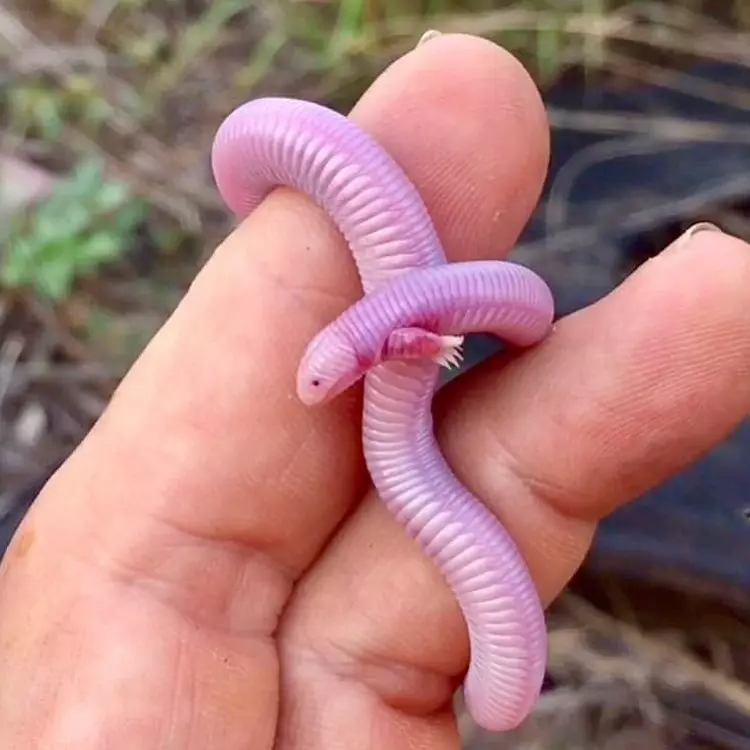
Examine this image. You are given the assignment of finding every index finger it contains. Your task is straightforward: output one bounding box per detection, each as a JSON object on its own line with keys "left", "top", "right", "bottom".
{"left": 34, "top": 34, "right": 551, "bottom": 581}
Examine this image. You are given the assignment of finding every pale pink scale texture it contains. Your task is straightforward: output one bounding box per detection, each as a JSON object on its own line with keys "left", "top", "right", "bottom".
{"left": 363, "top": 368, "right": 547, "bottom": 727}
{"left": 211, "top": 97, "right": 555, "bottom": 732}
{"left": 211, "top": 97, "right": 445, "bottom": 291}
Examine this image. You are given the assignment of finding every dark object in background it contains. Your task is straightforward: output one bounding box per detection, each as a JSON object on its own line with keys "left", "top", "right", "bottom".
{"left": 531, "top": 59, "right": 750, "bottom": 619}
{"left": 449, "top": 58, "right": 750, "bottom": 620}
{"left": 440, "top": 58, "right": 750, "bottom": 750}
{"left": 0, "top": 462, "right": 57, "bottom": 557}
{"left": 465, "top": 58, "right": 750, "bottom": 750}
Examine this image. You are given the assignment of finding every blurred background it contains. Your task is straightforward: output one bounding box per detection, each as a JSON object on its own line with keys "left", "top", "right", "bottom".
{"left": 2, "top": 1, "right": 750, "bottom": 748}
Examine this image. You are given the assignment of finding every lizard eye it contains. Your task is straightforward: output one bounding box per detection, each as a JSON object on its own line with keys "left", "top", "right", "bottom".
{"left": 311, "top": 379, "right": 320, "bottom": 387}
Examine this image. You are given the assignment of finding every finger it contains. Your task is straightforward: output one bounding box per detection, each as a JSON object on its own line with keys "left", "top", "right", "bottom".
{"left": 439, "top": 224, "right": 750, "bottom": 597}
{"left": 350, "top": 33, "right": 550, "bottom": 263}
{"left": 34, "top": 32, "right": 550, "bottom": 583}
{"left": 278, "top": 226, "right": 750, "bottom": 748}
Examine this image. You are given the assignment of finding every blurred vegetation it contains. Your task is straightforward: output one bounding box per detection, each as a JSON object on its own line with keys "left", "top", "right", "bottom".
{"left": 4, "top": 157, "right": 146, "bottom": 300}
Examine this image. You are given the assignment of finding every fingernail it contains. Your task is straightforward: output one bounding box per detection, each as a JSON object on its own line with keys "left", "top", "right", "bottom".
{"left": 416, "top": 29, "right": 442, "bottom": 47}
{"left": 676, "top": 221, "right": 724, "bottom": 248}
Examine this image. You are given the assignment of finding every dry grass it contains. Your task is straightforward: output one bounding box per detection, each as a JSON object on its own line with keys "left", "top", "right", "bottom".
{"left": 1, "top": 2, "right": 750, "bottom": 748}
{"left": 459, "top": 588, "right": 750, "bottom": 749}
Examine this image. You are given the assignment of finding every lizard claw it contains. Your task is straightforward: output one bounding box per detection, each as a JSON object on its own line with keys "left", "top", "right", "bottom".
{"left": 434, "top": 334, "right": 465, "bottom": 370}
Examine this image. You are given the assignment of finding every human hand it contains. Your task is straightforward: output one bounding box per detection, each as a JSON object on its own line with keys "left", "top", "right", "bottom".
{"left": 2, "top": 33, "right": 750, "bottom": 750}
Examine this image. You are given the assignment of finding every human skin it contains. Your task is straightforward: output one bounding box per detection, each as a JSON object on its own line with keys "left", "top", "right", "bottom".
{"left": 1, "top": 32, "right": 750, "bottom": 750}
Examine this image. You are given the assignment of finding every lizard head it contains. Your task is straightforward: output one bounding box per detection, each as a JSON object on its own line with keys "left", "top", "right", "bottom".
{"left": 296, "top": 326, "right": 364, "bottom": 406}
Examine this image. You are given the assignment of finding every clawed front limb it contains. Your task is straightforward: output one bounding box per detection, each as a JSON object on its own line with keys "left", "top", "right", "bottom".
{"left": 381, "top": 327, "right": 465, "bottom": 370}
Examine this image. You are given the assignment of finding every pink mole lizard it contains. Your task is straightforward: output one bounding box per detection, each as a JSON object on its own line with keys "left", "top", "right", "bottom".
{"left": 210, "top": 86, "right": 555, "bottom": 732}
